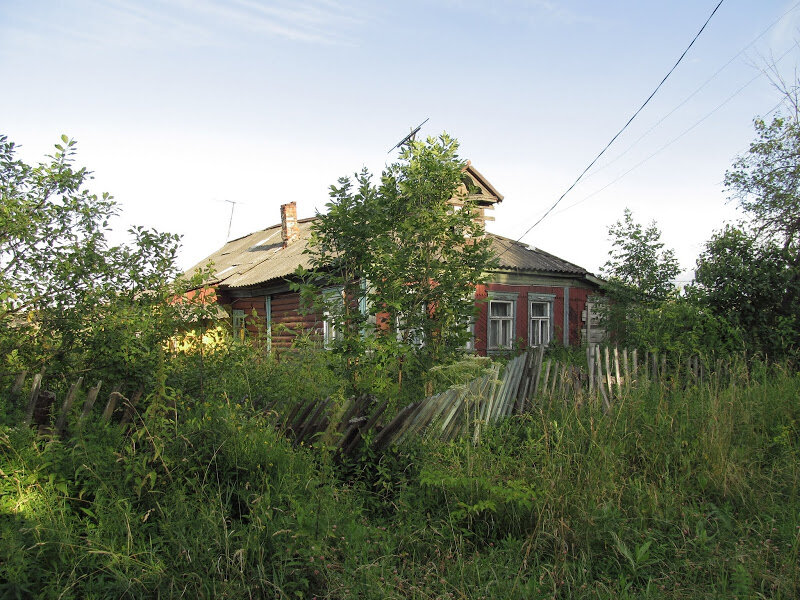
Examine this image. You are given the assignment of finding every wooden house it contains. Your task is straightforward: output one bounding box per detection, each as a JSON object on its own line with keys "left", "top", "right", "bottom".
{"left": 185, "top": 164, "right": 603, "bottom": 354}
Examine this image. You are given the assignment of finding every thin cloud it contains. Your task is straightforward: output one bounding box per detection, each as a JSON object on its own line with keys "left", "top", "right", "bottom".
{"left": 438, "top": 0, "right": 602, "bottom": 27}
{"left": 2, "top": 0, "right": 372, "bottom": 51}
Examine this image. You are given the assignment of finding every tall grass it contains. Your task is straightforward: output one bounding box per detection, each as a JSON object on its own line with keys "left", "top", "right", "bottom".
{"left": 1, "top": 356, "right": 798, "bottom": 598}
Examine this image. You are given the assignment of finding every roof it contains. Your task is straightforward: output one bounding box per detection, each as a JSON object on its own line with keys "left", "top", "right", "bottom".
{"left": 187, "top": 217, "right": 598, "bottom": 290}
{"left": 185, "top": 217, "right": 316, "bottom": 289}
{"left": 487, "top": 233, "right": 592, "bottom": 276}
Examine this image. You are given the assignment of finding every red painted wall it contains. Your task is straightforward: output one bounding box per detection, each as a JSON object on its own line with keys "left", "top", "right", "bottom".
{"left": 474, "top": 282, "right": 593, "bottom": 355}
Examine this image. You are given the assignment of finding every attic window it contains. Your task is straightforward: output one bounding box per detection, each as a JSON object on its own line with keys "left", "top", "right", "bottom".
{"left": 461, "top": 175, "right": 482, "bottom": 195}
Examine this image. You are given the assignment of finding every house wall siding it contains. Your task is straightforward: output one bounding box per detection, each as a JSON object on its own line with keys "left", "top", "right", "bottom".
{"left": 474, "top": 281, "right": 595, "bottom": 355}
{"left": 228, "top": 292, "right": 323, "bottom": 349}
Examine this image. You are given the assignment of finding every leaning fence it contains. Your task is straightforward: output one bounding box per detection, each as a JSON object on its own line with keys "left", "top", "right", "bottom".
{"left": 2, "top": 346, "right": 743, "bottom": 456}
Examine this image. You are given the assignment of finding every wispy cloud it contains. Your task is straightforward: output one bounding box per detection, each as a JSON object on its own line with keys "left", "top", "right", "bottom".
{"left": 437, "top": 0, "right": 602, "bottom": 27}
{"left": 1, "top": 0, "right": 373, "bottom": 52}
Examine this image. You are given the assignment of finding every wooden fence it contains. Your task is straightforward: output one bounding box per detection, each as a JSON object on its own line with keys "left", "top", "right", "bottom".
{"left": 277, "top": 345, "right": 728, "bottom": 452}
{"left": 4, "top": 368, "right": 143, "bottom": 436}
{"left": 3, "top": 346, "right": 731, "bottom": 456}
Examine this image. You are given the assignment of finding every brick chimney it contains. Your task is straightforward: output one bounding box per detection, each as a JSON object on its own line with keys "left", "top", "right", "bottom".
{"left": 280, "top": 201, "right": 299, "bottom": 248}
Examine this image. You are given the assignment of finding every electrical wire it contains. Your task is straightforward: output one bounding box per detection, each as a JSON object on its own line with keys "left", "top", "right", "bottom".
{"left": 553, "top": 46, "right": 796, "bottom": 217}
{"left": 498, "top": 0, "right": 726, "bottom": 257}
{"left": 579, "top": 0, "right": 800, "bottom": 184}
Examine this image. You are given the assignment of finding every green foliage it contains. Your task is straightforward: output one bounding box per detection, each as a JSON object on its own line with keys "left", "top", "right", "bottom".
{"left": 601, "top": 209, "right": 685, "bottom": 350}
{"left": 692, "top": 109, "right": 800, "bottom": 360}
{"left": 694, "top": 224, "right": 800, "bottom": 358}
{"left": 296, "top": 133, "right": 496, "bottom": 398}
{"left": 0, "top": 133, "right": 214, "bottom": 387}
{"left": 1, "top": 356, "right": 799, "bottom": 598}
{"left": 602, "top": 208, "right": 680, "bottom": 306}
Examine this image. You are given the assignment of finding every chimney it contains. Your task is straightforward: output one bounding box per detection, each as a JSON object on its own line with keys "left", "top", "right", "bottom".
{"left": 280, "top": 201, "right": 299, "bottom": 248}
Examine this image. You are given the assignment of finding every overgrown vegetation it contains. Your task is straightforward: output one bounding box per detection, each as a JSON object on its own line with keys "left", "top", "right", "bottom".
{"left": 2, "top": 349, "right": 798, "bottom": 598}
{"left": 3, "top": 100, "right": 800, "bottom": 599}
{"left": 295, "top": 134, "right": 495, "bottom": 400}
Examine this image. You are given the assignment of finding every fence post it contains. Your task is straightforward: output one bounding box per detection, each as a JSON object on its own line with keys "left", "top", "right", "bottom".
{"left": 80, "top": 382, "right": 103, "bottom": 422}
{"left": 9, "top": 370, "right": 28, "bottom": 407}
{"left": 23, "top": 369, "right": 45, "bottom": 427}
{"left": 55, "top": 377, "right": 83, "bottom": 435}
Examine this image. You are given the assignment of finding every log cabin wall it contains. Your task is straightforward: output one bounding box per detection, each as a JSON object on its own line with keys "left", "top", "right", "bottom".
{"left": 222, "top": 290, "right": 324, "bottom": 349}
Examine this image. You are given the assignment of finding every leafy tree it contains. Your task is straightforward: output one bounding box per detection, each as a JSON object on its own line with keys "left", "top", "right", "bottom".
{"left": 599, "top": 209, "right": 682, "bottom": 348}
{"left": 687, "top": 96, "right": 800, "bottom": 359}
{"left": 601, "top": 208, "right": 680, "bottom": 305}
{"left": 693, "top": 224, "right": 800, "bottom": 358}
{"left": 296, "top": 134, "right": 495, "bottom": 397}
{"left": 0, "top": 134, "right": 210, "bottom": 386}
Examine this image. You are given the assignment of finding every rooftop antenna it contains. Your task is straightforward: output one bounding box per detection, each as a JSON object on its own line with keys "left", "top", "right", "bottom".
{"left": 224, "top": 199, "right": 237, "bottom": 241}
{"left": 388, "top": 117, "right": 429, "bottom": 153}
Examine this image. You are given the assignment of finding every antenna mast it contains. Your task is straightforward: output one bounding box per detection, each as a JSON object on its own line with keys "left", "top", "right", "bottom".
{"left": 388, "top": 117, "right": 429, "bottom": 153}
{"left": 224, "top": 199, "right": 237, "bottom": 241}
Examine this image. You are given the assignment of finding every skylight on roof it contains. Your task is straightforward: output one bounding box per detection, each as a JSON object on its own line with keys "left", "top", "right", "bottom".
{"left": 252, "top": 231, "right": 279, "bottom": 248}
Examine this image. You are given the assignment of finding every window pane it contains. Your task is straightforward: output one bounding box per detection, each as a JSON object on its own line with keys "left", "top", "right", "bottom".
{"left": 490, "top": 301, "right": 511, "bottom": 317}
{"left": 530, "top": 302, "right": 547, "bottom": 317}
{"left": 500, "top": 320, "right": 512, "bottom": 348}
{"left": 489, "top": 320, "right": 500, "bottom": 348}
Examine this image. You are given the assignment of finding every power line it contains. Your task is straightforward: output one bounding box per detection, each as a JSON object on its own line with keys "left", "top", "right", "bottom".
{"left": 580, "top": 0, "right": 800, "bottom": 183}
{"left": 553, "top": 43, "right": 797, "bottom": 216}
{"left": 499, "top": 0, "right": 726, "bottom": 257}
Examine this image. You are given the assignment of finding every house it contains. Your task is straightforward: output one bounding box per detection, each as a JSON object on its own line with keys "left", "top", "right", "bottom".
{"left": 185, "top": 164, "right": 603, "bottom": 354}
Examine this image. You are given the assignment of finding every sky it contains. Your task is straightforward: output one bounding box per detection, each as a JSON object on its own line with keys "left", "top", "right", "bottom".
{"left": 3, "top": 0, "right": 800, "bottom": 281}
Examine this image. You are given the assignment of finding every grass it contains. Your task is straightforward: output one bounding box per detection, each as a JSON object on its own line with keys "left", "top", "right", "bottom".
{"left": 1, "top": 355, "right": 798, "bottom": 598}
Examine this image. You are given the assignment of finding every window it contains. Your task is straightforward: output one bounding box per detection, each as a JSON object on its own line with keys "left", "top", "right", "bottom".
{"left": 232, "top": 309, "right": 246, "bottom": 341}
{"left": 529, "top": 301, "right": 551, "bottom": 346}
{"left": 488, "top": 300, "right": 515, "bottom": 350}
{"left": 322, "top": 287, "right": 344, "bottom": 348}
{"left": 528, "top": 293, "right": 555, "bottom": 346}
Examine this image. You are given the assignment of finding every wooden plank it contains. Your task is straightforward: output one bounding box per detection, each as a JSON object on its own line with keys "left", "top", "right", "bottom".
{"left": 604, "top": 346, "right": 613, "bottom": 399}
{"left": 294, "top": 397, "right": 331, "bottom": 446}
{"left": 120, "top": 388, "right": 144, "bottom": 425}
{"left": 527, "top": 345, "right": 546, "bottom": 407}
{"left": 23, "top": 372, "right": 44, "bottom": 427}
{"left": 102, "top": 391, "right": 126, "bottom": 422}
{"left": 623, "top": 348, "right": 630, "bottom": 391}
{"left": 373, "top": 401, "right": 420, "bottom": 451}
{"left": 586, "top": 346, "right": 594, "bottom": 395}
{"left": 9, "top": 370, "right": 27, "bottom": 405}
{"left": 542, "top": 360, "right": 552, "bottom": 396}
{"left": 55, "top": 377, "right": 82, "bottom": 435}
{"left": 614, "top": 347, "right": 622, "bottom": 396}
{"left": 595, "top": 345, "right": 611, "bottom": 412}
{"left": 80, "top": 382, "right": 103, "bottom": 422}
{"left": 514, "top": 350, "right": 533, "bottom": 415}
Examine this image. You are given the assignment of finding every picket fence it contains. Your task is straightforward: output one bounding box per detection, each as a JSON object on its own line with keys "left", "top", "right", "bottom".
{"left": 4, "top": 346, "right": 722, "bottom": 455}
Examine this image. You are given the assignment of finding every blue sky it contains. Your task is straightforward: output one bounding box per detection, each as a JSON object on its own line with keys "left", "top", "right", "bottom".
{"left": 3, "top": 0, "right": 800, "bottom": 279}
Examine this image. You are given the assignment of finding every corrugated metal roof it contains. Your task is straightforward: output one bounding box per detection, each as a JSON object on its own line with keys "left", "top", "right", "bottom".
{"left": 186, "top": 217, "right": 594, "bottom": 290}
{"left": 487, "top": 234, "right": 590, "bottom": 275}
{"left": 185, "top": 218, "right": 316, "bottom": 289}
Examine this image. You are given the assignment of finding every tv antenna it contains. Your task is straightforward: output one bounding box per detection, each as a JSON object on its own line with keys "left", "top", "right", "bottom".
{"left": 224, "top": 199, "right": 237, "bottom": 241}
{"left": 388, "top": 117, "right": 429, "bottom": 153}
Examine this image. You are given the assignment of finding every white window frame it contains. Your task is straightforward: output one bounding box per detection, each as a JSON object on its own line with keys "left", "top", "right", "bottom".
{"left": 232, "top": 309, "right": 246, "bottom": 341}
{"left": 528, "top": 293, "right": 555, "bottom": 347}
{"left": 322, "top": 286, "right": 345, "bottom": 348}
{"left": 487, "top": 291, "right": 518, "bottom": 352}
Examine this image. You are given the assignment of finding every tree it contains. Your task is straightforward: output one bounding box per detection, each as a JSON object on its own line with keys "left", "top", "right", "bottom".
{"left": 693, "top": 224, "right": 800, "bottom": 358}
{"left": 296, "top": 134, "right": 496, "bottom": 397}
{"left": 601, "top": 208, "right": 680, "bottom": 305}
{"left": 0, "top": 134, "right": 209, "bottom": 385}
